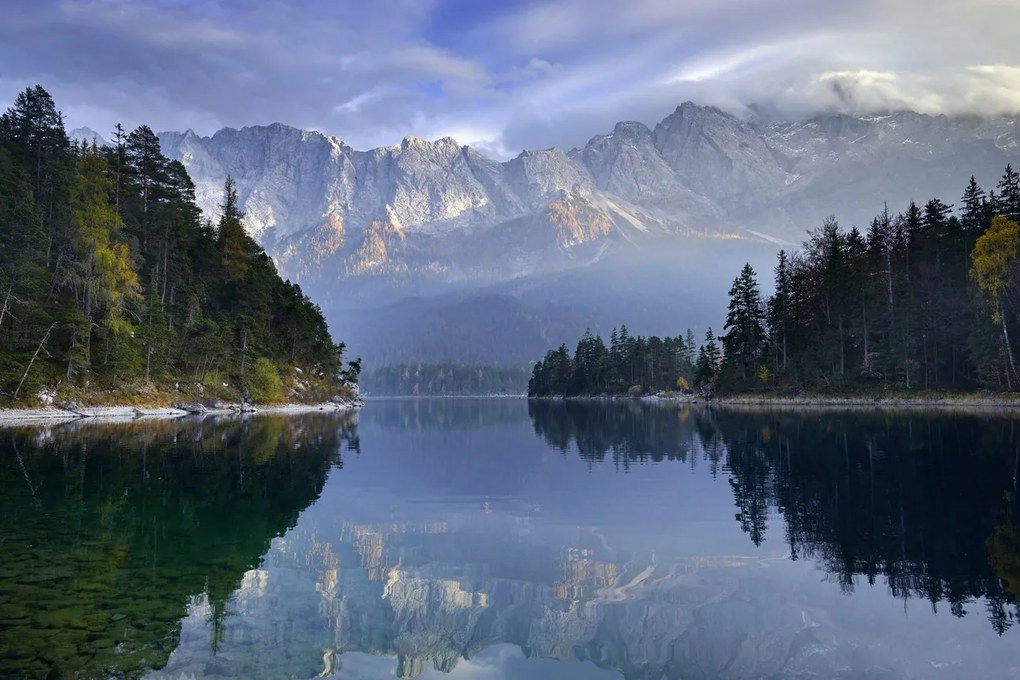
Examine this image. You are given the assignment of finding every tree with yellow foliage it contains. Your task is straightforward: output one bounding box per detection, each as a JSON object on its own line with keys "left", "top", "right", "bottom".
{"left": 970, "top": 215, "right": 1020, "bottom": 388}
{"left": 66, "top": 145, "right": 140, "bottom": 374}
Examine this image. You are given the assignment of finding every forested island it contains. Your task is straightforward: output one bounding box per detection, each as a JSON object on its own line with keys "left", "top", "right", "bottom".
{"left": 530, "top": 165, "right": 1020, "bottom": 398}
{"left": 0, "top": 86, "right": 359, "bottom": 406}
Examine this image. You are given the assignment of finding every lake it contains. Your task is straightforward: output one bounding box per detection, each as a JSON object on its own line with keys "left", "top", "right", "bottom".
{"left": 2, "top": 399, "right": 1020, "bottom": 679}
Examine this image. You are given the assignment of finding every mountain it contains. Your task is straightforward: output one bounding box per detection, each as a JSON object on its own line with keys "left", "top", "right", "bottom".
{"left": 157, "top": 104, "right": 1019, "bottom": 368}
{"left": 69, "top": 126, "right": 107, "bottom": 146}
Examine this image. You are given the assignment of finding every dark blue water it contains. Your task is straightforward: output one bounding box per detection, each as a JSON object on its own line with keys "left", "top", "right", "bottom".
{"left": 2, "top": 400, "right": 1020, "bottom": 679}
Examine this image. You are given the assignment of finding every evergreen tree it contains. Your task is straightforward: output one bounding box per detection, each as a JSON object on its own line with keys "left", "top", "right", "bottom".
{"left": 721, "top": 263, "right": 765, "bottom": 385}
{"left": 695, "top": 328, "right": 721, "bottom": 388}
{"left": 997, "top": 164, "right": 1020, "bottom": 222}
{"left": 123, "top": 125, "right": 168, "bottom": 251}
{"left": 923, "top": 198, "right": 953, "bottom": 232}
{"left": 903, "top": 201, "right": 923, "bottom": 241}
{"left": 961, "top": 176, "right": 987, "bottom": 232}
{"left": 684, "top": 328, "right": 697, "bottom": 368}
{"left": 768, "top": 250, "right": 791, "bottom": 373}
{"left": 217, "top": 176, "right": 250, "bottom": 282}
{"left": 0, "top": 85, "right": 69, "bottom": 201}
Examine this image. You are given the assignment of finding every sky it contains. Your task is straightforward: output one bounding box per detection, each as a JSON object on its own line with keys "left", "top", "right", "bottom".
{"left": 2, "top": 0, "right": 1019, "bottom": 159}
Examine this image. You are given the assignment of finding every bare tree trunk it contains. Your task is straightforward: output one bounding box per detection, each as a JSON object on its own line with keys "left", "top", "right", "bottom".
{"left": 839, "top": 315, "right": 845, "bottom": 378}
{"left": 0, "top": 289, "right": 24, "bottom": 332}
{"left": 161, "top": 224, "right": 170, "bottom": 305}
{"left": 862, "top": 300, "right": 869, "bottom": 372}
{"left": 167, "top": 285, "right": 175, "bottom": 334}
{"left": 46, "top": 248, "right": 66, "bottom": 301}
{"left": 886, "top": 247, "right": 894, "bottom": 325}
{"left": 240, "top": 328, "right": 248, "bottom": 380}
{"left": 1001, "top": 300, "right": 1018, "bottom": 389}
{"left": 15, "top": 323, "right": 56, "bottom": 400}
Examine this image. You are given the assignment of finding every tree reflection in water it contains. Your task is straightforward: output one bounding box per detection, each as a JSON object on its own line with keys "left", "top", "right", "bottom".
{"left": 0, "top": 412, "right": 359, "bottom": 679}
{"left": 529, "top": 401, "right": 1020, "bottom": 634}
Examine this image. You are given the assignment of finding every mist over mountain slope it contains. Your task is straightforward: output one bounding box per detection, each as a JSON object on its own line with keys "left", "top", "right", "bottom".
{"left": 327, "top": 237, "right": 776, "bottom": 368}
{"left": 158, "top": 103, "right": 1019, "bottom": 367}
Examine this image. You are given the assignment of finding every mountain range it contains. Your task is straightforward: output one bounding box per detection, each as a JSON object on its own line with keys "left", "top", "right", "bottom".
{"left": 147, "top": 103, "right": 1019, "bottom": 368}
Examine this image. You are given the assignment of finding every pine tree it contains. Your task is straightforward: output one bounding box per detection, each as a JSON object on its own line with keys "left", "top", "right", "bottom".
{"left": 768, "top": 250, "right": 791, "bottom": 373}
{"left": 722, "top": 263, "right": 765, "bottom": 384}
{"left": 961, "top": 176, "right": 987, "bottom": 231}
{"left": 902, "top": 201, "right": 923, "bottom": 243}
{"left": 124, "top": 125, "right": 167, "bottom": 237}
{"left": 217, "top": 176, "right": 250, "bottom": 282}
{"left": 997, "top": 164, "right": 1020, "bottom": 222}
{"left": 111, "top": 123, "right": 126, "bottom": 215}
{"left": 0, "top": 85, "right": 69, "bottom": 201}
{"left": 695, "top": 328, "right": 721, "bottom": 388}
{"left": 528, "top": 360, "right": 544, "bottom": 396}
{"left": 684, "top": 328, "right": 696, "bottom": 367}
{"left": 923, "top": 198, "right": 953, "bottom": 232}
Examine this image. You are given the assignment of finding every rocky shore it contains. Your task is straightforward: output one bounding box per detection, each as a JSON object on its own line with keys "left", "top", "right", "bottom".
{"left": 0, "top": 397, "right": 363, "bottom": 426}
{"left": 532, "top": 391, "right": 1020, "bottom": 411}
{"left": 715, "top": 392, "right": 1020, "bottom": 410}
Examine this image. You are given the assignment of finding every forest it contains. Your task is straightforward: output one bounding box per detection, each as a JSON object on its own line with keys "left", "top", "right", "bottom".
{"left": 528, "top": 327, "right": 700, "bottom": 397}
{"left": 530, "top": 164, "right": 1020, "bottom": 396}
{"left": 0, "top": 86, "right": 358, "bottom": 405}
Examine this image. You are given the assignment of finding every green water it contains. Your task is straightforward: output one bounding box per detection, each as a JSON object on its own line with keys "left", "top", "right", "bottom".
{"left": 2, "top": 401, "right": 1020, "bottom": 679}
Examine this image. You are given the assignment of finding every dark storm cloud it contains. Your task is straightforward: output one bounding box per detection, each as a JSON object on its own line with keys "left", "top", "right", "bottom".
{"left": 1, "top": 0, "right": 1018, "bottom": 158}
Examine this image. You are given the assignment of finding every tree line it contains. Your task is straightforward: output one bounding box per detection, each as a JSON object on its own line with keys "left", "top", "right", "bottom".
{"left": 528, "top": 327, "right": 700, "bottom": 396}
{"left": 361, "top": 363, "right": 529, "bottom": 396}
{"left": 530, "top": 163, "right": 1020, "bottom": 395}
{"left": 0, "top": 85, "right": 358, "bottom": 404}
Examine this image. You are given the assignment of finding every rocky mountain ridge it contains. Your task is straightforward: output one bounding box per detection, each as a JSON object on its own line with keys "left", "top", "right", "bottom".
{"left": 158, "top": 103, "right": 1018, "bottom": 302}
{"left": 153, "top": 104, "right": 1020, "bottom": 367}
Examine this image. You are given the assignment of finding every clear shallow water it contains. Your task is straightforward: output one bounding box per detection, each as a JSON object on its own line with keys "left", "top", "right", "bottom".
{"left": 2, "top": 400, "right": 1020, "bottom": 679}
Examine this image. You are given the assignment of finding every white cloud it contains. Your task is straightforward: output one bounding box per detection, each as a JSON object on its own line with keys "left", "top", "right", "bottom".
{"left": 1, "top": 0, "right": 1018, "bottom": 157}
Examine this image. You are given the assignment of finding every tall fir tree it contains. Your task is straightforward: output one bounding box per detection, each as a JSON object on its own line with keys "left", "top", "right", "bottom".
{"left": 721, "top": 263, "right": 765, "bottom": 385}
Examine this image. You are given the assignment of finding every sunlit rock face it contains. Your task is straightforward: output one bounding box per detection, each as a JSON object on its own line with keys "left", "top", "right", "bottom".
{"left": 160, "top": 106, "right": 1017, "bottom": 300}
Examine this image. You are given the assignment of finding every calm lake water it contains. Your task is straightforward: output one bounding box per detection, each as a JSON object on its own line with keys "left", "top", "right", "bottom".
{"left": 2, "top": 399, "right": 1020, "bottom": 679}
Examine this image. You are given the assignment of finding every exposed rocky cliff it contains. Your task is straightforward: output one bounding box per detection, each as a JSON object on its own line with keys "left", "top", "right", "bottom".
{"left": 160, "top": 104, "right": 1017, "bottom": 299}
{"left": 157, "top": 105, "right": 1019, "bottom": 366}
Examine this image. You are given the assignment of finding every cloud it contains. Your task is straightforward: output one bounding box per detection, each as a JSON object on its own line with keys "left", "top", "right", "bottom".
{"left": 0, "top": 0, "right": 1018, "bottom": 159}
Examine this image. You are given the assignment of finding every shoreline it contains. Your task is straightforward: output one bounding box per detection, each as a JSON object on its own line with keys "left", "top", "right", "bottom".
{"left": 0, "top": 400, "right": 363, "bottom": 426}
{"left": 529, "top": 392, "right": 1020, "bottom": 411}
{"left": 711, "top": 395, "right": 1020, "bottom": 413}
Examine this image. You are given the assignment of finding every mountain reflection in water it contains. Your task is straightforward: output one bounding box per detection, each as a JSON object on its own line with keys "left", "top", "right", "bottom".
{"left": 2, "top": 400, "right": 1020, "bottom": 679}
